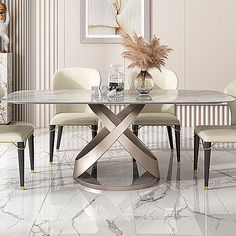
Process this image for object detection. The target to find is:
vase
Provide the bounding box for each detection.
[135,70,154,94]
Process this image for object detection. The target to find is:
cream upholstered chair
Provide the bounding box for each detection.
[0,86,34,190]
[49,67,101,163]
[129,68,181,162]
[194,80,236,190]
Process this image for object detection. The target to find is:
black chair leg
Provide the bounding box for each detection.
[204,142,211,190]
[17,142,25,190]
[132,125,139,162]
[49,125,56,163]
[91,125,98,139]
[175,125,181,163]
[91,125,98,177]
[167,126,174,150]
[194,134,200,171]
[56,126,64,151]
[132,125,139,137]
[28,134,34,172]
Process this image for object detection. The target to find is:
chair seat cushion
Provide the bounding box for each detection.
[195,126,236,143]
[50,113,98,126]
[133,113,180,126]
[0,125,34,142]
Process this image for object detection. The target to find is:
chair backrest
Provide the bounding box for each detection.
[128,68,179,114]
[53,67,101,113]
[224,80,236,125]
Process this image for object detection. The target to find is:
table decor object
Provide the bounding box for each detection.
[108,64,124,91]
[0,2,10,52]
[0,53,12,124]
[121,32,172,94]
[100,85,109,96]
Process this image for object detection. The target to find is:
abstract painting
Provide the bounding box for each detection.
[81,0,151,44]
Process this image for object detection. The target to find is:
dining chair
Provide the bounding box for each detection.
[0,86,34,190]
[129,68,181,162]
[49,67,101,163]
[194,80,236,190]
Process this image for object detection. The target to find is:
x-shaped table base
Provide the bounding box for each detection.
[73,104,160,190]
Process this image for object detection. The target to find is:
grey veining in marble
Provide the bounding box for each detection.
[0,126,236,235]
[4,89,235,105]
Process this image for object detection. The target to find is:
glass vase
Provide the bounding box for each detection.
[135,71,154,94]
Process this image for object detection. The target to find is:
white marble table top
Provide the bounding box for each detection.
[4,89,235,105]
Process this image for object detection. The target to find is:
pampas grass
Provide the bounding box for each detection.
[121,32,172,71]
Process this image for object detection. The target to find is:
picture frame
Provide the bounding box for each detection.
[80,0,151,44]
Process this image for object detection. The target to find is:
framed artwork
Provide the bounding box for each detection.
[80,0,151,44]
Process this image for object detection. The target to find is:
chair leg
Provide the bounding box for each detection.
[56,126,64,151]
[175,125,181,163]
[17,142,25,190]
[194,134,200,171]
[49,125,56,163]
[28,134,34,172]
[132,125,139,162]
[91,125,98,177]
[91,125,98,139]
[167,126,174,150]
[132,125,139,137]
[204,142,211,190]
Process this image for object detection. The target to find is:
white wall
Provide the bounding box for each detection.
[61,0,124,85]
[185,0,236,90]
[60,0,236,91]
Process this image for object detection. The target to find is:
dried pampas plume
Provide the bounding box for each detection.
[121,31,172,71]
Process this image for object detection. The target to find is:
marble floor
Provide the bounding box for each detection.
[1,126,236,236]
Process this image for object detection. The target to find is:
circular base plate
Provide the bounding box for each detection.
[75,160,159,191]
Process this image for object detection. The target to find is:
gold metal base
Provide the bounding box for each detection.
[204,186,208,190]
[55,149,59,152]
[76,176,159,191]
[49,162,53,165]
[31,170,36,174]
[73,104,160,191]
[20,186,24,190]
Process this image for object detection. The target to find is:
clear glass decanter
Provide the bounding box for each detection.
[108,64,124,91]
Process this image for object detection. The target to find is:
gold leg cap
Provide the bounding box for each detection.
[55,149,59,152]
[204,186,208,190]
[20,186,24,190]
[31,170,36,174]
[49,162,53,165]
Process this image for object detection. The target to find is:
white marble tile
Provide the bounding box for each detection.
[0,127,236,235]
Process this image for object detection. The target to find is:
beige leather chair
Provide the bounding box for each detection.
[194,80,236,189]
[129,68,181,162]
[0,86,34,190]
[49,67,101,163]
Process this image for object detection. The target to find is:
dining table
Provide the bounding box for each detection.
[5,89,235,191]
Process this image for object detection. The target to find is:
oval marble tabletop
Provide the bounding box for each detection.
[4,89,235,105]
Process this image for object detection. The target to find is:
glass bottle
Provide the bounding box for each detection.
[108,64,124,91]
